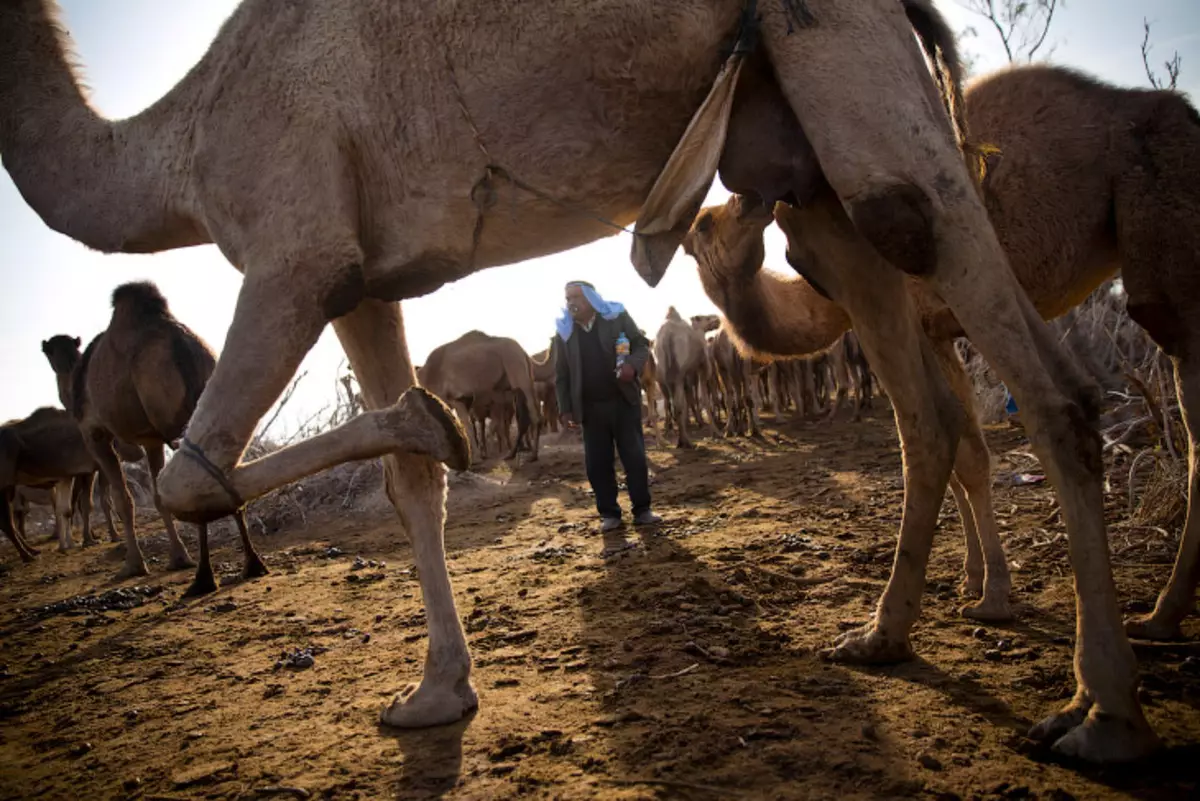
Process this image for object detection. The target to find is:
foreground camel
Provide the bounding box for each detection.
[62,283,268,594]
[693,53,1200,756]
[0,0,1146,758]
[0,409,107,559]
[418,331,540,464]
[654,308,717,448]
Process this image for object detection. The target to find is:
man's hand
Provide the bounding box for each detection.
[617,363,636,383]
[560,412,577,428]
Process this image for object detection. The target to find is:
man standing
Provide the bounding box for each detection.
[555,281,662,532]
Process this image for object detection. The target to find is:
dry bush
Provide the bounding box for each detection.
[964,279,1187,527]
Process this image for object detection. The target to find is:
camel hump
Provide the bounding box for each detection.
[111,281,171,321]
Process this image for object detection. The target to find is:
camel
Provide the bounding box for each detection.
[530,342,560,435]
[0,408,109,559]
[682,53,1200,758]
[710,325,764,437]
[418,331,540,464]
[641,348,662,439]
[654,308,718,448]
[0,0,1146,758]
[60,282,268,595]
[42,334,149,544]
[822,335,863,424]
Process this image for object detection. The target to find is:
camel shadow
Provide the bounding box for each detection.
[575,531,916,798]
[377,713,473,799]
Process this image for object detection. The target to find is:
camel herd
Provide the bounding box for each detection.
[1,0,1198,766]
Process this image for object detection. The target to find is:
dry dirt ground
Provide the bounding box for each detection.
[1,407,1197,801]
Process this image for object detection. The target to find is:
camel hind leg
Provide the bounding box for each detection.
[0,491,38,563]
[333,299,475,728]
[762,0,1155,760]
[1126,348,1200,641]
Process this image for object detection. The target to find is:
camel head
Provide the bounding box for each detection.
[683,194,772,293]
[690,314,721,334]
[41,334,82,376]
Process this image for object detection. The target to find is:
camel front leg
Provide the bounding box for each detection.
[933,339,1012,622]
[86,430,146,579]
[777,197,962,665]
[761,0,1155,760]
[145,444,195,571]
[332,299,476,728]
[70,473,97,546]
[157,267,469,523]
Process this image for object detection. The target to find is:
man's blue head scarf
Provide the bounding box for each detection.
[556,281,625,342]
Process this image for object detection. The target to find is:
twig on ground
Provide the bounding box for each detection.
[602,778,742,797]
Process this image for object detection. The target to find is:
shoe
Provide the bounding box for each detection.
[600,517,623,533]
[633,510,662,526]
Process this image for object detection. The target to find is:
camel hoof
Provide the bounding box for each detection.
[1048,709,1160,763]
[19,549,39,564]
[243,555,270,580]
[960,587,1014,622]
[182,570,219,598]
[959,574,984,599]
[379,679,478,729]
[115,558,150,580]
[1124,612,1183,642]
[823,624,914,664]
[404,388,471,471]
[57,543,74,553]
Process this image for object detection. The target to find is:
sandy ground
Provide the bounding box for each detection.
[0,407,1197,800]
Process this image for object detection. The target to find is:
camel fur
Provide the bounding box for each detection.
[0,0,1150,756]
[418,331,540,464]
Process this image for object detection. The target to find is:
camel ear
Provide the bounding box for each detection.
[73,336,81,348]
[41,340,50,355]
[631,52,747,287]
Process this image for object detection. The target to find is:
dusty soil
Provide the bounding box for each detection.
[1,408,1197,801]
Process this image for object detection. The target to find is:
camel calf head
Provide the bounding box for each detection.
[684,195,773,295]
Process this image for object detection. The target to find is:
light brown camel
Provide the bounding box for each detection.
[0,408,108,559]
[64,283,267,595]
[687,196,1013,626]
[654,308,717,448]
[418,331,540,464]
[0,0,1143,757]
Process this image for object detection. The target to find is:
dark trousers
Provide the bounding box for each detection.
[581,398,651,519]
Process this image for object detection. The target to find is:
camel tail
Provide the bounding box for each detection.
[901,0,968,152]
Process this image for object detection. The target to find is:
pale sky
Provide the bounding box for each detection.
[1,1,1197,438]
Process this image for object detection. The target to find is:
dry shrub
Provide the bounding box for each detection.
[1128,452,1187,532]
[963,279,1188,519]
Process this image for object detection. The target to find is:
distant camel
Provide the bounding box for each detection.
[530,341,560,435]
[654,308,717,448]
[0,409,107,559]
[62,282,267,595]
[419,331,540,464]
[42,334,149,543]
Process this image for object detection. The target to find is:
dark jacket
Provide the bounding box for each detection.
[555,311,650,418]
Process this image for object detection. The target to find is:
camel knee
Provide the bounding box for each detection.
[1031,397,1104,482]
[846,183,937,277]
